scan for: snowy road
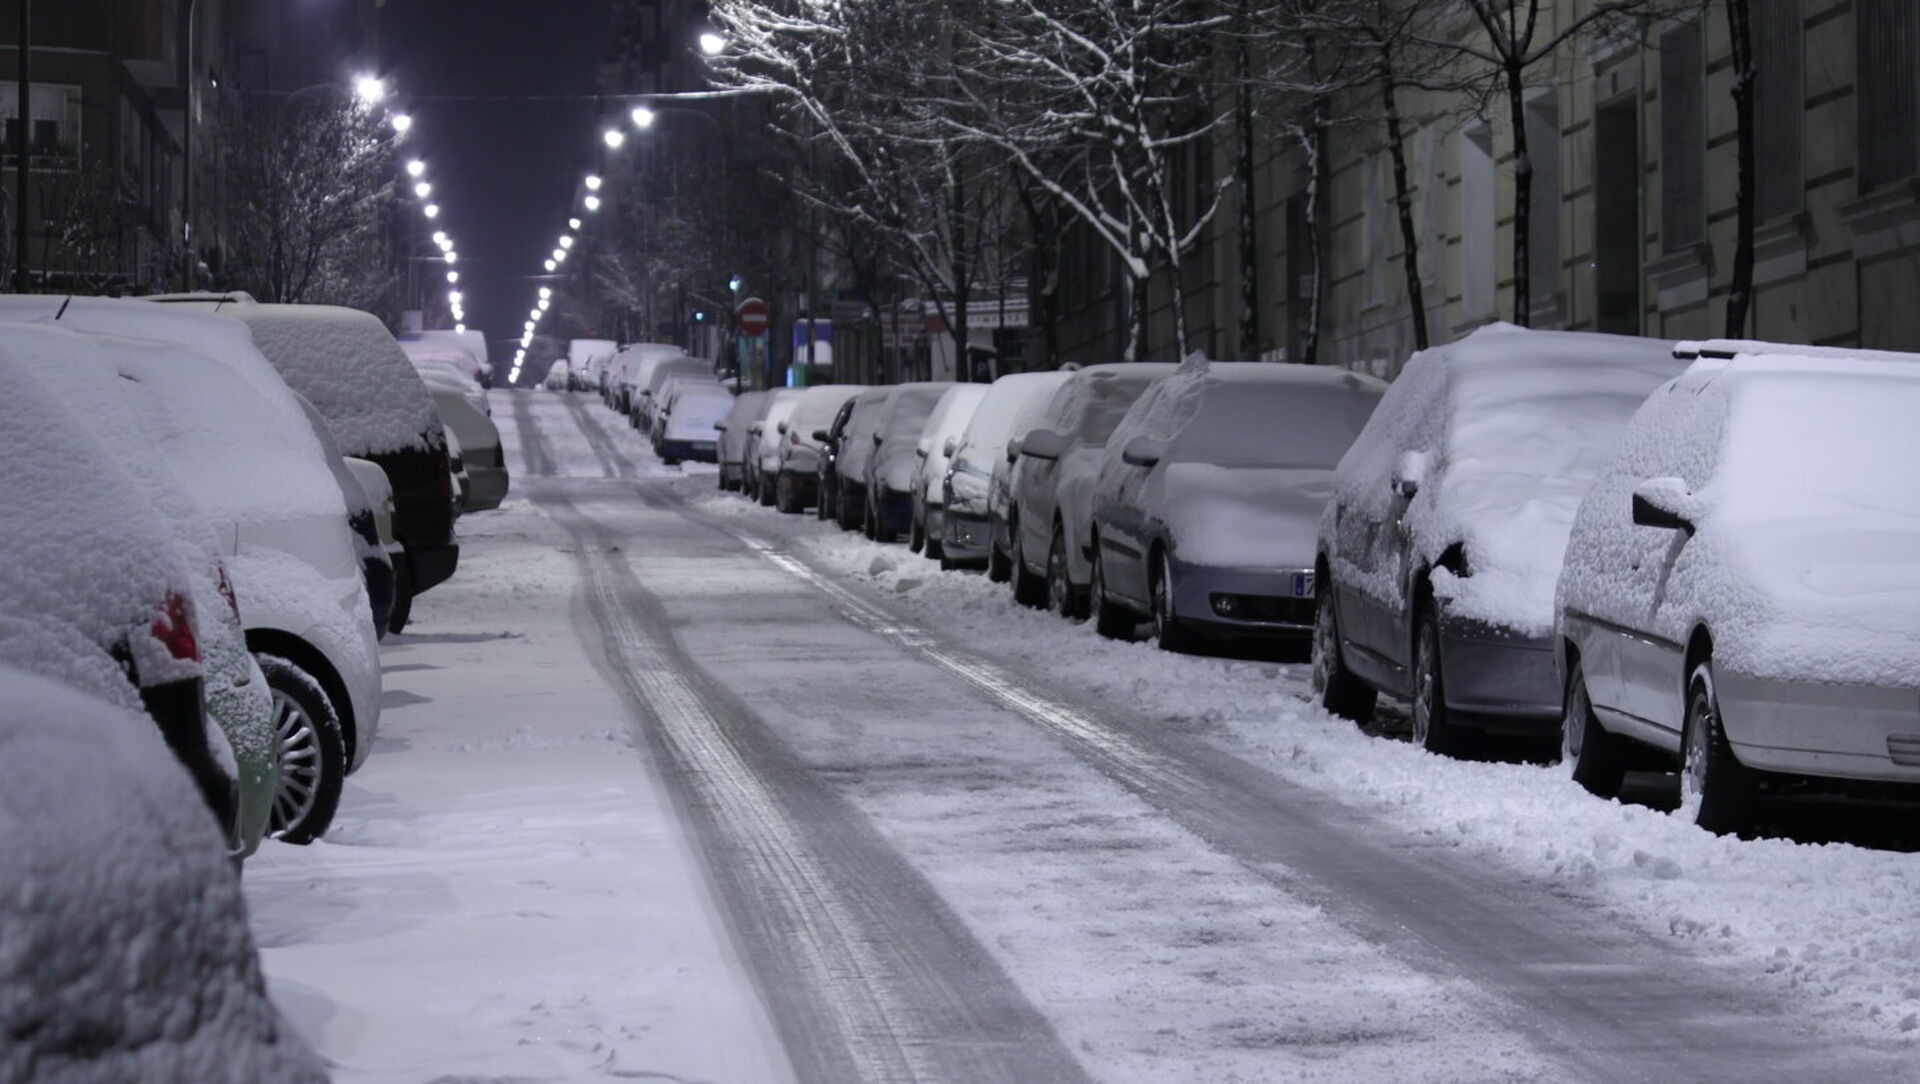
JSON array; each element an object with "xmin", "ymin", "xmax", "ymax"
[{"xmin": 248, "ymin": 389, "xmax": 1920, "ymax": 1084}]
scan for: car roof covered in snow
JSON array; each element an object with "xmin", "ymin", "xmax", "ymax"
[
  {"xmin": 1039, "ymin": 363, "xmax": 1177, "ymax": 445},
  {"xmin": 1109, "ymin": 361, "xmax": 1386, "ymax": 470}
]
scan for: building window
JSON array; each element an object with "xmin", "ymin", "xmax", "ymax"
[
  {"xmin": 1459, "ymin": 121, "xmax": 1496, "ymax": 321},
  {"xmin": 1, "ymin": 83, "xmax": 82, "ymax": 165},
  {"xmin": 1753, "ymin": 0, "xmax": 1804, "ymax": 221},
  {"xmin": 1659, "ymin": 20, "xmax": 1705, "ymax": 253},
  {"xmin": 1856, "ymin": 0, "xmax": 1919, "ymax": 194},
  {"xmin": 1594, "ymin": 96, "xmax": 1641, "ymax": 334},
  {"xmin": 1525, "ymin": 92, "xmax": 1562, "ymax": 313}
]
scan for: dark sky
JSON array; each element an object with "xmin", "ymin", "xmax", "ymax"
[{"xmin": 378, "ymin": 0, "xmax": 610, "ymax": 378}]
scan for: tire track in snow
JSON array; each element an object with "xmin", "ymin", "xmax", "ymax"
[
  {"xmin": 528, "ymin": 478, "xmax": 1095, "ymax": 1084},
  {"xmin": 646, "ymin": 479, "xmax": 1913, "ymax": 1084},
  {"xmin": 506, "ymin": 389, "xmax": 558, "ymax": 478},
  {"xmin": 562, "ymin": 393, "xmax": 640, "ymax": 480}
]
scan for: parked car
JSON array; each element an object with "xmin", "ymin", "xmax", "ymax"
[
  {"xmin": 775, "ymin": 384, "xmax": 863, "ymax": 513},
  {"xmin": 1090, "ymin": 361, "xmax": 1386, "ymax": 652},
  {"xmin": 635, "ymin": 356, "xmax": 715, "ymax": 433},
  {"xmin": 0, "ymin": 665, "xmax": 329, "ymax": 1082},
  {"xmin": 411, "ymin": 327, "xmax": 493, "ymax": 387},
  {"xmin": 426, "ymin": 383, "xmax": 508, "ymax": 511},
  {"xmin": 830, "ymin": 387, "xmax": 898, "ymax": 531},
  {"xmin": 863, "ymin": 382, "xmax": 955, "ymax": 541},
  {"xmin": 343, "ymin": 454, "xmax": 402, "ymax": 635},
  {"xmin": 909, "ymin": 385, "xmax": 989, "ymax": 557},
  {"xmin": 607, "ymin": 342, "xmax": 687, "ymax": 413},
  {"xmin": 403, "ymin": 342, "xmax": 492, "ymax": 415},
  {"xmin": 570, "ymin": 338, "xmax": 617, "ymax": 393},
  {"xmin": 1312, "ymin": 324, "xmax": 1686, "ymax": 755},
  {"xmin": 654, "ymin": 380, "xmax": 734, "ymax": 464},
  {"xmin": 413, "ymin": 355, "xmax": 492, "ymax": 417},
  {"xmin": 716, "ymin": 390, "xmax": 772, "ymax": 491},
  {"xmin": 748, "ymin": 389, "xmax": 806, "ymax": 505},
  {"xmin": 0, "ymin": 340, "xmax": 250, "ymax": 854},
  {"xmin": 543, "ymin": 359, "xmax": 572, "ymax": 391},
  {"xmin": 945, "ymin": 371, "xmax": 1075, "ymax": 573},
  {"xmin": 11, "ymin": 306, "xmax": 383, "ymax": 844},
  {"xmin": 144, "ymin": 294, "xmax": 458, "ymax": 635},
  {"xmin": 1557, "ymin": 342, "xmax": 1920, "ymax": 832},
  {"xmin": 1006, "ymin": 363, "xmax": 1175, "ymax": 611}
]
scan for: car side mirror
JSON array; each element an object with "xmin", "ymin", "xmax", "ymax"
[
  {"xmin": 715, "ymin": 421, "xmax": 728, "ymax": 431},
  {"xmin": 915, "ymin": 445, "xmax": 929, "ymax": 458},
  {"xmin": 1120, "ymin": 435, "xmax": 1164, "ymax": 468},
  {"xmin": 777, "ymin": 420, "xmax": 789, "ymax": 434},
  {"xmin": 943, "ymin": 437, "xmax": 958, "ymax": 458},
  {"xmin": 872, "ymin": 431, "xmax": 884, "ymax": 445},
  {"xmin": 812, "ymin": 428, "xmax": 831, "ymax": 442},
  {"xmin": 1021, "ymin": 429, "xmax": 1069, "ymax": 461},
  {"xmin": 1631, "ymin": 476, "xmax": 1698, "ymax": 535},
  {"xmin": 1390, "ymin": 450, "xmax": 1428, "ymax": 499},
  {"xmin": 749, "ymin": 423, "xmax": 763, "ymax": 435},
  {"xmin": 1006, "ymin": 437, "xmax": 1023, "ymax": 463}
]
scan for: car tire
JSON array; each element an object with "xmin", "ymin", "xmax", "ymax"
[
  {"xmin": 1092, "ymin": 546, "xmax": 1134, "ymax": 640},
  {"xmin": 775, "ymin": 474, "xmax": 799, "ymax": 514},
  {"xmin": 988, "ymin": 538, "xmax": 1012, "ymax": 583},
  {"xmin": 759, "ymin": 474, "xmax": 778, "ymax": 507},
  {"xmin": 1011, "ymin": 523, "xmax": 1048, "ymax": 608},
  {"xmin": 909, "ymin": 510, "xmax": 925, "ymax": 554},
  {"xmin": 1311, "ymin": 586, "xmax": 1375, "ymax": 723},
  {"xmin": 663, "ymin": 455, "xmax": 680, "ymax": 467},
  {"xmin": 387, "ymin": 556, "xmax": 414, "ymax": 635},
  {"xmin": 1411, "ymin": 607, "xmax": 1472, "ymax": 756},
  {"xmin": 925, "ymin": 533, "xmax": 944, "ymax": 562},
  {"xmin": 817, "ymin": 479, "xmax": 836, "ymax": 521},
  {"xmin": 1151, "ymin": 550, "xmax": 1194, "ymax": 652},
  {"xmin": 1047, "ymin": 530, "xmax": 1087, "ymax": 620},
  {"xmin": 257, "ymin": 654, "xmax": 345, "ymax": 846},
  {"xmin": 836, "ymin": 486, "xmax": 860, "ymax": 532},
  {"xmin": 1681, "ymin": 661, "xmax": 1757, "ymax": 835},
  {"xmin": 1562, "ymin": 663, "xmax": 1626, "ymax": 798}
]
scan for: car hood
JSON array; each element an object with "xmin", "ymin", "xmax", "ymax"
[{"xmin": 1161, "ymin": 464, "xmax": 1330, "ymax": 568}]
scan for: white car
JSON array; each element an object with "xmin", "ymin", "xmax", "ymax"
[
  {"xmin": 607, "ymin": 342, "xmax": 689, "ymax": 413},
  {"xmin": 716, "ymin": 390, "xmax": 773, "ymax": 491},
  {"xmin": 426, "ymin": 384, "xmax": 508, "ymax": 511},
  {"xmin": 637, "ymin": 356, "xmax": 714, "ymax": 433},
  {"xmin": 774, "ymin": 384, "xmax": 864, "ymax": 513},
  {"xmin": 947, "ymin": 371, "xmax": 1074, "ymax": 573},
  {"xmin": 1557, "ymin": 341, "xmax": 1920, "ymax": 833},
  {"xmin": 909, "ymin": 384, "xmax": 988, "ymax": 558},
  {"xmin": 749, "ymin": 389, "xmax": 806, "ymax": 505},
  {"xmin": 653, "ymin": 380, "xmax": 734, "ymax": 464},
  {"xmin": 543, "ymin": 358, "xmax": 572, "ymax": 391}
]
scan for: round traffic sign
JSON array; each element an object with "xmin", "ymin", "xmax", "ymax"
[{"xmin": 736, "ymin": 297, "xmax": 770, "ymax": 336}]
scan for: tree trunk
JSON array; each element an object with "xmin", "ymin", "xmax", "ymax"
[
  {"xmin": 1301, "ymin": 114, "xmax": 1328, "ymax": 364},
  {"xmin": 1724, "ymin": 0, "xmax": 1757, "ymax": 337},
  {"xmin": 1235, "ymin": 22, "xmax": 1260, "ymax": 356},
  {"xmin": 948, "ymin": 158, "xmax": 972, "ymax": 378},
  {"xmin": 1505, "ymin": 62, "xmax": 1533, "ymax": 327},
  {"xmin": 1381, "ymin": 56, "xmax": 1430, "ymax": 351},
  {"xmin": 1126, "ymin": 269, "xmax": 1149, "ymax": 363}
]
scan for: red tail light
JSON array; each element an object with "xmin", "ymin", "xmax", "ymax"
[
  {"xmin": 151, "ymin": 590, "xmax": 201, "ymax": 664},
  {"xmin": 791, "ymin": 431, "xmax": 801, "ymax": 445}
]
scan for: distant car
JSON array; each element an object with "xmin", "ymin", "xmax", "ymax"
[
  {"xmin": 606, "ymin": 342, "xmax": 687, "ymax": 413},
  {"xmin": 411, "ymin": 327, "xmax": 493, "ymax": 387},
  {"xmin": 1313, "ymin": 324, "xmax": 1686, "ymax": 756},
  {"xmin": 830, "ymin": 387, "xmax": 897, "ymax": 531},
  {"xmin": 1557, "ymin": 342, "xmax": 1920, "ymax": 833},
  {"xmin": 403, "ymin": 342, "xmax": 492, "ymax": 414},
  {"xmin": 415, "ymin": 359, "xmax": 491, "ymax": 417},
  {"xmin": 635, "ymin": 356, "xmax": 714, "ymax": 433},
  {"xmin": 909, "ymin": 384, "xmax": 988, "ymax": 557},
  {"xmin": 1090, "ymin": 361, "xmax": 1385, "ymax": 652},
  {"xmin": 543, "ymin": 359, "xmax": 571, "ymax": 391},
  {"xmin": 654, "ymin": 381, "xmax": 734, "ymax": 464},
  {"xmin": 570, "ymin": 338, "xmax": 617, "ymax": 393},
  {"xmin": 0, "ymin": 665, "xmax": 330, "ymax": 1082},
  {"xmin": 862, "ymin": 382, "xmax": 954, "ymax": 542},
  {"xmin": 815, "ymin": 395, "xmax": 862, "ymax": 524},
  {"xmin": 946, "ymin": 371, "xmax": 1074, "ymax": 574},
  {"xmin": 775, "ymin": 384, "xmax": 863, "ymax": 513},
  {"xmin": 1006, "ymin": 363, "xmax": 1175, "ymax": 612},
  {"xmin": 716, "ymin": 390, "xmax": 772, "ymax": 491},
  {"xmin": 748, "ymin": 389, "xmax": 805, "ymax": 505},
  {"xmin": 426, "ymin": 383, "xmax": 508, "ymax": 511}
]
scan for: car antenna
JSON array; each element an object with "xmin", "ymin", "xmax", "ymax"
[{"xmin": 54, "ymin": 295, "xmax": 72, "ymax": 320}]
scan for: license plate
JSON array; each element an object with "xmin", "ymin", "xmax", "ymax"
[{"xmin": 1291, "ymin": 571, "xmax": 1314, "ymax": 598}]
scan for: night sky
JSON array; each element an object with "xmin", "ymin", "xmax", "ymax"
[{"xmin": 378, "ymin": 0, "xmax": 611, "ymax": 380}]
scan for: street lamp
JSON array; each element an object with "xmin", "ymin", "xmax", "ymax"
[
  {"xmin": 448, "ymin": 291, "xmax": 463, "ymax": 305},
  {"xmin": 539, "ymin": 286, "xmax": 552, "ymax": 299},
  {"xmin": 444, "ymin": 251, "xmax": 458, "ymax": 264},
  {"xmin": 413, "ymin": 181, "xmax": 431, "ymax": 199},
  {"xmin": 699, "ymin": 32, "xmax": 726, "ymax": 56},
  {"xmin": 583, "ymin": 195, "xmax": 601, "ymax": 212},
  {"xmin": 407, "ymin": 159, "xmax": 427, "ymax": 178},
  {"xmin": 544, "ymin": 259, "xmax": 557, "ymax": 272},
  {"xmin": 631, "ymin": 105, "xmax": 656, "ymax": 129},
  {"xmin": 391, "ymin": 113, "xmax": 413, "ymax": 134},
  {"xmin": 569, "ymin": 217, "xmax": 582, "ymax": 230},
  {"xmin": 354, "ymin": 74, "xmax": 386, "ymax": 104},
  {"xmin": 584, "ymin": 174, "xmax": 602, "ymax": 192},
  {"xmin": 602, "ymin": 128, "xmax": 625, "ymax": 150},
  {"xmin": 558, "ymin": 235, "xmax": 574, "ymax": 249},
  {"xmin": 423, "ymin": 203, "xmax": 440, "ymax": 219},
  {"xmin": 447, "ymin": 270, "xmax": 459, "ymax": 284}
]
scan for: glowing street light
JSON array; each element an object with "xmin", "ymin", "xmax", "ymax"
[
  {"xmin": 538, "ymin": 297, "xmax": 550, "ymax": 311},
  {"xmin": 354, "ymin": 74, "xmax": 387, "ymax": 104},
  {"xmin": 455, "ymin": 323, "xmax": 466, "ymax": 333},
  {"xmin": 569, "ymin": 217, "xmax": 582, "ymax": 230},
  {"xmin": 431, "ymin": 230, "xmax": 447, "ymax": 244},
  {"xmin": 391, "ymin": 113, "xmax": 413, "ymax": 134},
  {"xmin": 553, "ymin": 248, "xmax": 567, "ymax": 263},
  {"xmin": 448, "ymin": 291, "xmax": 463, "ymax": 305},
  {"xmin": 558, "ymin": 235, "xmax": 574, "ymax": 249},
  {"xmin": 446, "ymin": 270, "xmax": 459, "ymax": 284},
  {"xmin": 544, "ymin": 259, "xmax": 557, "ymax": 272},
  {"xmin": 583, "ymin": 195, "xmax": 601, "ymax": 212},
  {"xmin": 444, "ymin": 251, "xmax": 458, "ymax": 264},
  {"xmin": 423, "ymin": 203, "xmax": 440, "ymax": 219},
  {"xmin": 699, "ymin": 32, "xmax": 726, "ymax": 56},
  {"xmin": 630, "ymin": 105, "xmax": 656, "ymax": 129},
  {"xmin": 584, "ymin": 174, "xmax": 602, "ymax": 192},
  {"xmin": 538, "ymin": 286, "xmax": 552, "ymax": 299},
  {"xmin": 602, "ymin": 128, "xmax": 625, "ymax": 150},
  {"xmin": 407, "ymin": 159, "xmax": 426, "ymax": 178},
  {"xmin": 413, "ymin": 181, "xmax": 432, "ymax": 199}
]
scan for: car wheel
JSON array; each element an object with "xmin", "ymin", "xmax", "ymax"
[
  {"xmin": 1562, "ymin": 662, "xmax": 1626, "ymax": 797},
  {"xmin": 1047, "ymin": 530, "xmax": 1087, "ymax": 620},
  {"xmin": 257, "ymin": 655, "xmax": 345, "ymax": 846},
  {"xmin": 1151, "ymin": 551, "xmax": 1195, "ymax": 653},
  {"xmin": 759, "ymin": 473, "xmax": 778, "ymax": 507},
  {"xmin": 1011, "ymin": 522, "xmax": 1048, "ymax": 608},
  {"xmin": 1411, "ymin": 608, "xmax": 1471, "ymax": 756},
  {"xmin": 1311, "ymin": 587, "xmax": 1375, "ymax": 723},
  {"xmin": 987, "ymin": 537, "xmax": 1012, "ymax": 582},
  {"xmin": 662, "ymin": 455, "xmax": 680, "ymax": 467},
  {"xmin": 817, "ymin": 480, "xmax": 835, "ymax": 521},
  {"xmin": 837, "ymin": 486, "xmax": 859, "ymax": 531},
  {"xmin": 925, "ymin": 533, "xmax": 944, "ymax": 562},
  {"xmin": 387, "ymin": 556, "xmax": 414, "ymax": 635},
  {"xmin": 1092, "ymin": 545, "xmax": 1135, "ymax": 640},
  {"xmin": 1680, "ymin": 661, "xmax": 1757, "ymax": 835},
  {"xmin": 775, "ymin": 474, "xmax": 797, "ymax": 513},
  {"xmin": 909, "ymin": 510, "xmax": 925, "ymax": 554}
]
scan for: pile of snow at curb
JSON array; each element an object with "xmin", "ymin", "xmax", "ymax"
[
  {"xmin": 0, "ymin": 666, "xmax": 327, "ymax": 1084},
  {"xmin": 1329, "ymin": 323, "xmax": 1685, "ymax": 635}
]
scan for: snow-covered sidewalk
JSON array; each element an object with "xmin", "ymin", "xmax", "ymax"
[{"xmin": 242, "ymin": 499, "xmax": 791, "ymax": 1083}]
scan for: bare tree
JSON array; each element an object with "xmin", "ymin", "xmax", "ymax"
[{"xmin": 1723, "ymin": 0, "xmax": 1756, "ymax": 335}]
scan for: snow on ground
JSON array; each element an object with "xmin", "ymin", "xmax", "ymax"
[
  {"xmin": 242, "ymin": 495, "xmax": 791, "ymax": 1084},
  {"xmin": 662, "ymin": 470, "xmax": 1920, "ymax": 1048}
]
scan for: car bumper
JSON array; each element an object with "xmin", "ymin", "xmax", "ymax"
[
  {"xmin": 661, "ymin": 439, "xmax": 719, "ymax": 462},
  {"xmin": 780, "ymin": 469, "xmax": 819, "ymax": 506},
  {"xmin": 1437, "ymin": 612, "xmax": 1562, "ymax": 729},
  {"xmin": 1719, "ymin": 671, "xmax": 1920, "ymax": 784},
  {"xmin": 409, "ymin": 539, "xmax": 460, "ymax": 595},
  {"xmin": 467, "ymin": 466, "xmax": 510, "ymax": 511},
  {"xmin": 940, "ymin": 510, "xmax": 992, "ymax": 563},
  {"xmin": 1169, "ymin": 560, "xmax": 1317, "ymax": 640},
  {"xmin": 877, "ymin": 487, "xmax": 913, "ymax": 534}
]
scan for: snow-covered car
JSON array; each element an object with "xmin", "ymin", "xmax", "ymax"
[
  {"xmin": 610, "ymin": 343, "xmax": 694, "ymax": 415},
  {"xmin": 426, "ymin": 383, "xmax": 507, "ymax": 511},
  {"xmin": 143, "ymin": 294, "xmax": 459, "ymax": 634},
  {"xmin": 748, "ymin": 388, "xmax": 805, "ymax": 505},
  {"xmin": 543, "ymin": 359, "xmax": 572, "ymax": 391},
  {"xmin": 570, "ymin": 338, "xmax": 617, "ymax": 393},
  {"xmin": 0, "ymin": 665, "xmax": 328, "ymax": 1082},
  {"xmin": 1006, "ymin": 363, "xmax": 1175, "ymax": 612},
  {"xmin": 1312, "ymin": 323, "xmax": 1685, "ymax": 756},
  {"xmin": 716, "ymin": 390, "xmax": 772, "ymax": 491},
  {"xmin": 1091, "ymin": 361, "xmax": 1386, "ymax": 652},
  {"xmin": 411, "ymin": 327, "xmax": 493, "ymax": 387},
  {"xmin": 775, "ymin": 384, "xmax": 864, "ymax": 513},
  {"xmin": 862, "ymin": 382, "xmax": 955, "ymax": 542},
  {"xmin": 813, "ymin": 395, "xmax": 863, "ymax": 523},
  {"xmin": 0, "ymin": 343, "xmax": 249, "ymax": 853},
  {"xmin": 654, "ymin": 380, "xmax": 734, "ymax": 464},
  {"xmin": 946, "ymin": 370, "xmax": 1074, "ymax": 573},
  {"xmin": 403, "ymin": 342, "xmax": 492, "ymax": 415},
  {"xmin": 909, "ymin": 384, "xmax": 988, "ymax": 557},
  {"xmin": 830, "ymin": 386, "xmax": 898, "ymax": 531},
  {"xmin": 1557, "ymin": 342, "xmax": 1920, "ymax": 832},
  {"xmin": 635, "ymin": 356, "xmax": 715, "ymax": 433},
  {"xmin": 343, "ymin": 454, "xmax": 402, "ymax": 635},
  {"xmin": 8, "ymin": 309, "xmax": 383, "ymax": 844}
]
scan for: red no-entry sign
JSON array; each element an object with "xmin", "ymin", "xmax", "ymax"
[{"xmin": 736, "ymin": 297, "xmax": 770, "ymax": 336}]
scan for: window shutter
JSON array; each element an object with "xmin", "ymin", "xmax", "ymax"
[
  {"xmin": 1660, "ymin": 20, "xmax": 1705, "ymax": 252},
  {"xmin": 1857, "ymin": 0, "xmax": 1920, "ymax": 193},
  {"xmin": 1753, "ymin": 0, "xmax": 1804, "ymax": 221}
]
